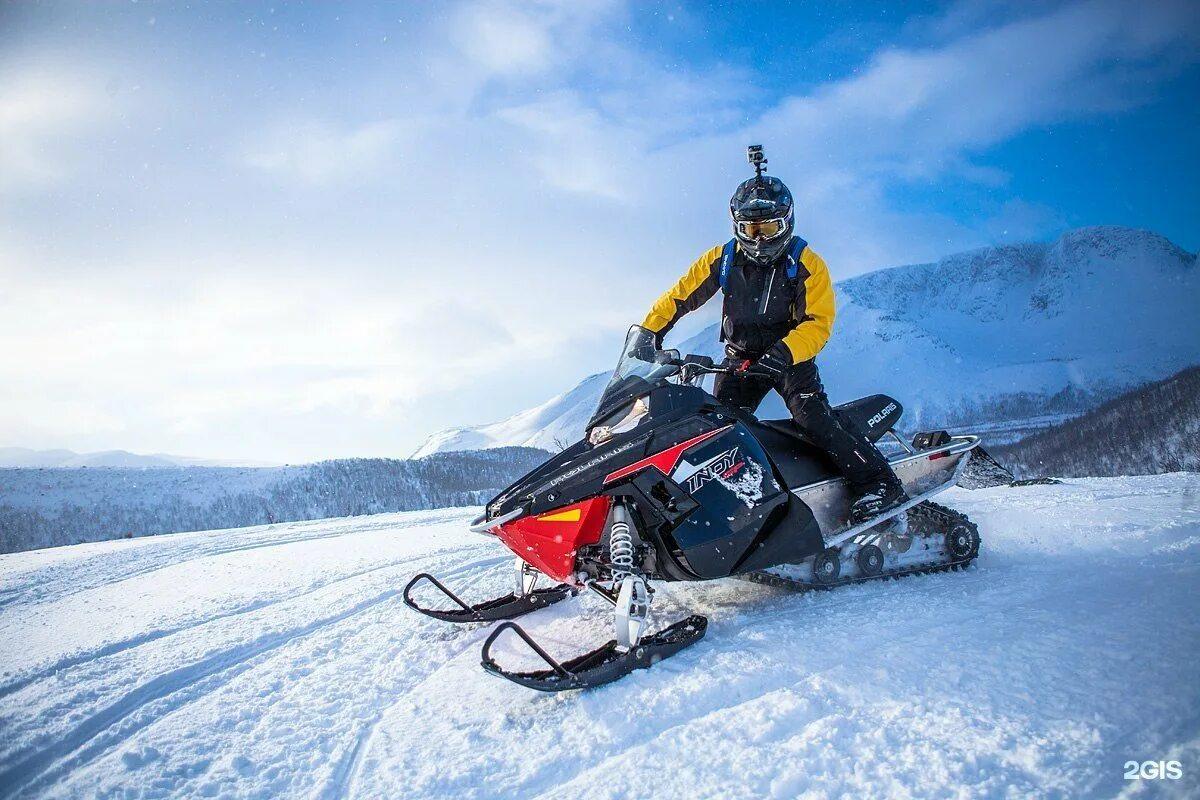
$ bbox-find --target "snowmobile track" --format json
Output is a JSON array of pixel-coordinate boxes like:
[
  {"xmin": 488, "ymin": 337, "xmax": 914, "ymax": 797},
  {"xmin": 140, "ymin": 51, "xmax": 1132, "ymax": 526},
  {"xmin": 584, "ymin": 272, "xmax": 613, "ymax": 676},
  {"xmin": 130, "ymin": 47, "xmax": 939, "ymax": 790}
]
[
  {"xmin": 741, "ymin": 556, "xmax": 971, "ymax": 593},
  {"xmin": 0, "ymin": 557, "xmax": 445, "ymax": 701},
  {"xmin": 318, "ymin": 557, "xmax": 536, "ymax": 800},
  {"xmin": 0, "ymin": 551, "xmax": 509, "ymax": 798},
  {"xmin": 741, "ymin": 501, "xmax": 979, "ymax": 592},
  {"xmin": 0, "ymin": 591, "xmax": 404, "ymax": 797},
  {"xmin": 0, "ymin": 540, "xmax": 500, "ymax": 701},
  {"xmin": 1, "ymin": 511, "xmax": 470, "ymax": 610}
]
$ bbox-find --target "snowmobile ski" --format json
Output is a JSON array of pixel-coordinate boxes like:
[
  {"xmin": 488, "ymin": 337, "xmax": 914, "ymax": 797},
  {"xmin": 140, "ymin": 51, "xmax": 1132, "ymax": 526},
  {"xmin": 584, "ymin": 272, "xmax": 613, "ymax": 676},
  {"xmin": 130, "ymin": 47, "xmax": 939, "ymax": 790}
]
[
  {"xmin": 480, "ymin": 615, "xmax": 708, "ymax": 692},
  {"xmin": 403, "ymin": 572, "xmax": 575, "ymax": 623}
]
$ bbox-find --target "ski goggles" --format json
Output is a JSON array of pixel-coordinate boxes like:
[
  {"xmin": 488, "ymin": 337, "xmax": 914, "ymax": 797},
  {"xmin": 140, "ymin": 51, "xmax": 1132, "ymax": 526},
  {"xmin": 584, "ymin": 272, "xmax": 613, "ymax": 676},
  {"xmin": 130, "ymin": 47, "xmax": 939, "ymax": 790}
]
[{"xmin": 735, "ymin": 217, "xmax": 788, "ymax": 241}]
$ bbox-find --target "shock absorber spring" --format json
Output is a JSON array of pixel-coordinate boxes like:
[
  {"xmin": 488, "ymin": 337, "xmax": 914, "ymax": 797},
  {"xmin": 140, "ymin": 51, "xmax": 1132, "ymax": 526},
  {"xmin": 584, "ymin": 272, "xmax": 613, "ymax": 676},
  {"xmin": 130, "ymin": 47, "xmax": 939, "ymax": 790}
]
[{"xmin": 609, "ymin": 503, "xmax": 635, "ymax": 583}]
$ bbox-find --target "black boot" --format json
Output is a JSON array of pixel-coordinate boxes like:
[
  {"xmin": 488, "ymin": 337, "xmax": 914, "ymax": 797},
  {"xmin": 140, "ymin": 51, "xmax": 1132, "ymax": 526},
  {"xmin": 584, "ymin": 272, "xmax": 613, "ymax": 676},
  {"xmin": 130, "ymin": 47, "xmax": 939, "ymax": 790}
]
[{"xmin": 848, "ymin": 474, "xmax": 908, "ymax": 525}]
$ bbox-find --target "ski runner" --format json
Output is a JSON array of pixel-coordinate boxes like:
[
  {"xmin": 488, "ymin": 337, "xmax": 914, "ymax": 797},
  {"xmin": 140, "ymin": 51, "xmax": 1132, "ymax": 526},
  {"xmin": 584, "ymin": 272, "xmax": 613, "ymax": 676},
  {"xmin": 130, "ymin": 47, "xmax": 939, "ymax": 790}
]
[{"xmin": 640, "ymin": 146, "xmax": 906, "ymax": 524}]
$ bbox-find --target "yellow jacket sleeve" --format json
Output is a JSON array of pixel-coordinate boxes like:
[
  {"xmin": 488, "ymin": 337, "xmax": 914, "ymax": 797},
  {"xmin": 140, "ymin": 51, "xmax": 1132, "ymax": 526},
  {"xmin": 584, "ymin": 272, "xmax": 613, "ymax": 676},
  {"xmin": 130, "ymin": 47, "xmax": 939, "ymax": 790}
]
[
  {"xmin": 780, "ymin": 247, "xmax": 836, "ymax": 363},
  {"xmin": 641, "ymin": 244, "xmax": 723, "ymax": 337}
]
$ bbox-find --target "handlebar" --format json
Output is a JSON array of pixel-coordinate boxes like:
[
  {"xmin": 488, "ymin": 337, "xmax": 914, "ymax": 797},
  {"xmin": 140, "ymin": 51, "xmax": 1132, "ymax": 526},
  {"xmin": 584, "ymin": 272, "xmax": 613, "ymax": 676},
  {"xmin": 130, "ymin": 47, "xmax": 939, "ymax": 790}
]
[
  {"xmin": 675, "ymin": 355, "xmax": 740, "ymax": 386},
  {"xmin": 689, "ymin": 362, "xmax": 737, "ymax": 375}
]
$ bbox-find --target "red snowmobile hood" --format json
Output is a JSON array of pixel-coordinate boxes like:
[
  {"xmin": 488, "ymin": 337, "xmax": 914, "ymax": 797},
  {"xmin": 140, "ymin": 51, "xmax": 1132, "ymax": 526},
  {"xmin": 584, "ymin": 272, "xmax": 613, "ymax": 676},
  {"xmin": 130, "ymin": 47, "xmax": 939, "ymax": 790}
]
[{"xmin": 494, "ymin": 496, "xmax": 612, "ymax": 583}]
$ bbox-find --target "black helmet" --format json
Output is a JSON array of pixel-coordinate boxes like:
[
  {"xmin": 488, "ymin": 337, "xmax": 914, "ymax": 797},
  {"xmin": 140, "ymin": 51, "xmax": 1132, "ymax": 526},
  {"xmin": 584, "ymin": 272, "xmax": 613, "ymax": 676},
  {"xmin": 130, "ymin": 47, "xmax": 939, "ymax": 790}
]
[{"xmin": 730, "ymin": 174, "xmax": 794, "ymax": 265}]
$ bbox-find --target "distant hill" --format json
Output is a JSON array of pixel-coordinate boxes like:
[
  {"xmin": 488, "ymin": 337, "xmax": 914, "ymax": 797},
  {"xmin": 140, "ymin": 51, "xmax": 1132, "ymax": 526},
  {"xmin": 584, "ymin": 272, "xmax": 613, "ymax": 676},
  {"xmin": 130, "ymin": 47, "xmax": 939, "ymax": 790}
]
[
  {"xmin": 0, "ymin": 447, "xmax": 274, "ymax": 469},
  {"xmin": 996, "ymin": 365, "xmax": 1199, "ymax": 478},
  {"xmin": 415, "ymin": 226, "xmax": 1199, "ymax": 455},
  {"xmin": 412, "ymin": 372, "xmax": 611, "ymax": 458},
  {"xmin": 0, "ymin": 447, "xmax": 548, "ymax": 554}
]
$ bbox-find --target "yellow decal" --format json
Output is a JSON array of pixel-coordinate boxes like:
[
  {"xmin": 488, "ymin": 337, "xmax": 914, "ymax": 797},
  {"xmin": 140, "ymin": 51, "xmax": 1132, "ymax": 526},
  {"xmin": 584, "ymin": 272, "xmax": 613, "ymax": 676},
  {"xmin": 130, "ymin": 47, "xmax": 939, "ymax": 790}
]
[{"xmin": 538, "ymin": 508, "xmax": 581, "ymax": 523}]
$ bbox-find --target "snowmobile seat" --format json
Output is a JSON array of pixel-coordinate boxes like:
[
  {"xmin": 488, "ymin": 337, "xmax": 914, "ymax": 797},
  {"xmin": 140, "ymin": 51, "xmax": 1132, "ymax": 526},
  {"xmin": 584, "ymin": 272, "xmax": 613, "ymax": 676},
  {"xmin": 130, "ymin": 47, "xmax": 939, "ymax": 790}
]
[
  {"xmin": 833, "ymin": 394, "xmax": 903, "ymax": 442},
  {"xmin": 758, "ymin": 394, "xmax": 903, "ymax": 445},
  {"xmin": 746, "ymin": 395, "xmax": 905, "ymax": 490},
  {"xmin": 745, "ymin": 420, "xmax": 840, "ymax": 488}
]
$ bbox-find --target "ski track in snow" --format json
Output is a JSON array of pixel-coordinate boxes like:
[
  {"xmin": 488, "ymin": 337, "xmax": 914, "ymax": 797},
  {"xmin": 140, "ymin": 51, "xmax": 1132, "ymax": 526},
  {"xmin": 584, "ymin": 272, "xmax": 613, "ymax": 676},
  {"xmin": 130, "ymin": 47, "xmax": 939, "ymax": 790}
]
[
  {"xmin": 1, "ymin": 476, "xmax": 1198, "ymax": 799},
  {"xmin": 0, "ymin": 509, "xmax": 471, "ymax": 611}
]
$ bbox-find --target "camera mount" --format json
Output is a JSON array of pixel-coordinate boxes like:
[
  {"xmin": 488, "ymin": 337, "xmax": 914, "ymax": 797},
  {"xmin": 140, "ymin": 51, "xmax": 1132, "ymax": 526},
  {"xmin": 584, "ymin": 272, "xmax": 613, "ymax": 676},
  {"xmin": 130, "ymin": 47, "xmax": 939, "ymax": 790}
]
[{"xmin": 747, "ymin": 144, "xmax": 767, "ymax": 181}]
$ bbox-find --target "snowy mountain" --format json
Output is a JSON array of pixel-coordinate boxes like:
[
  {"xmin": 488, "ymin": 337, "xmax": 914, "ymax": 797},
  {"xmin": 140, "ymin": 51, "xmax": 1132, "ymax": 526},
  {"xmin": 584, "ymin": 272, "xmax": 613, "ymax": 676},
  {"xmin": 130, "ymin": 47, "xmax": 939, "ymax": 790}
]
[
  {"xmin": 998, "ymin": 364, "xmax": 1200, "ymax": 478},
  {"xmin": 1, "ymin": 476, "xmax": 1197, "ymax": 797},
  {"xmin": 0, "ymin": 447, "xmax": 273, "ymax": 469},
  {"xmin": 411, "ymin": 373, "xmax": 611, "ymax": 458},
  {"xmin": 415, "ymin": 226, "xmax": 1199, "ymax": 455}
]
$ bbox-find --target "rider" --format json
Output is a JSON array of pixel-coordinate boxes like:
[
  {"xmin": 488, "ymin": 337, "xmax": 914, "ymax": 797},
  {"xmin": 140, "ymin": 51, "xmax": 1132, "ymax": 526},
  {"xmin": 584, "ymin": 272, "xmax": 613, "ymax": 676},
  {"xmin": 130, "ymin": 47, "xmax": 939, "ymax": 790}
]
[{"xmin": 640, "ymin": 148, "xmax": 906, "ymax": 524}]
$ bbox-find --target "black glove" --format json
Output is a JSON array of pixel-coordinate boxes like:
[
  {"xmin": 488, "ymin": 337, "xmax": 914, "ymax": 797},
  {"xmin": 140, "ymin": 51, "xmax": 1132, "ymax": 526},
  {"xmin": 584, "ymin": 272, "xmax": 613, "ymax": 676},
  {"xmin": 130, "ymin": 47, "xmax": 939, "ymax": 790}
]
[{"xmin": 737, "ymin": 342, "xmax": 792, "ymax": 381}]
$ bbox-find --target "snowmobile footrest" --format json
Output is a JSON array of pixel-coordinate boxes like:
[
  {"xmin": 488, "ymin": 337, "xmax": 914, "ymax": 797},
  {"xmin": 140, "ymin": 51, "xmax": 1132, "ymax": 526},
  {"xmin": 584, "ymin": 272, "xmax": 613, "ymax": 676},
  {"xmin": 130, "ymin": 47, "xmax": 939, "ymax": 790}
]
[
  {"xmin": 480, "ymin": 615, "xmax": 708, "ymax": 692},
  {"xmin": 403, "ymin": 573, "xmax": 575, "ymax": 623}
]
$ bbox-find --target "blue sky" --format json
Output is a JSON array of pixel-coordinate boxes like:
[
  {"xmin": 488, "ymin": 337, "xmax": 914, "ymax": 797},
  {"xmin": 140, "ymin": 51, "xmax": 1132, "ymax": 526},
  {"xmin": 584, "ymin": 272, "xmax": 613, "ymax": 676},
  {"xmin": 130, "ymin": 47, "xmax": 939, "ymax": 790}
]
[{"xmin": 1, "ymin": 0, "xmax": 1197, "ymax": 462}]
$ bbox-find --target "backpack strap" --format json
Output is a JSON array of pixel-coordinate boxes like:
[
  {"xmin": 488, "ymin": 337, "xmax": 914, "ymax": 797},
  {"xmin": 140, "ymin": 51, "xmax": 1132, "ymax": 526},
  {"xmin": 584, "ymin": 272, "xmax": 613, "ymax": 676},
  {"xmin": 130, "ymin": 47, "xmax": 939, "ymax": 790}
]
[
  {"xmin": 718, "ymin": 239, "xmax": 737, "ymax": 292},
  {"xmin": 784, "ymin": 236, "xmax": 808, "ymax": 281},
  {"xmin": 720, "ymin": 236, "xmax": 807, "ymax": 290}
]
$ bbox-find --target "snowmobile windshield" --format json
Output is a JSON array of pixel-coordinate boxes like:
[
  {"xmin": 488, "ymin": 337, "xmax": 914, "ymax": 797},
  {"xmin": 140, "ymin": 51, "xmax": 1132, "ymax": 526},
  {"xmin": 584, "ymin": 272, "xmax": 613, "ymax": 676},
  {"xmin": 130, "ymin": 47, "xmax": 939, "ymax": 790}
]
[{"xmin": 588, "ymin": 326, "xmax": 679, "ymax": 431}]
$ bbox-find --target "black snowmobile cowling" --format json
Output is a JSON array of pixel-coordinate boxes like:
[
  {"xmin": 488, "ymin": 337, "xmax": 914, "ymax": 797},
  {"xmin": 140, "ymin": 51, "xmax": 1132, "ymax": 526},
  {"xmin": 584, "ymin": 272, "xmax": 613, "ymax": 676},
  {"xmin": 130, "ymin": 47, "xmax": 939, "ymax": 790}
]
[{"xmin": 406, "ymin": 326, "xmax": 983, "ymax": 692}]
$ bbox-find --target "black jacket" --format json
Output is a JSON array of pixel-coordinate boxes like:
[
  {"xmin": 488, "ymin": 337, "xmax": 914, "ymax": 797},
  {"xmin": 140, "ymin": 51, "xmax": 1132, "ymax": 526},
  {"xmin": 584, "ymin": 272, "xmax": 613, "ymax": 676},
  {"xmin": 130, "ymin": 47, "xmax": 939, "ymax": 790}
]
[{"xmin": 641, "ymin": 237, "xmax": 836, "ymax": 362}]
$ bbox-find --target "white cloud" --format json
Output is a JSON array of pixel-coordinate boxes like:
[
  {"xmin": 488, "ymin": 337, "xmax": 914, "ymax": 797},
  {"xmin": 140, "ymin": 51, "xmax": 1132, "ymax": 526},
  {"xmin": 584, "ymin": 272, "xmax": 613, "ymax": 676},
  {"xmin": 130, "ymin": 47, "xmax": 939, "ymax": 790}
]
[
  {"xmin": 494, "ymin": 95, "xmax": 641, "ymax": 201},
  {"xmin": 450, "ymin": 0, "xmax": 620, "ymax": 77},
  {"xmin": 242, "ymin": 119, "xmax": 410, "ymax": 184},
  {"xmin": 451, "ymin": 2, "xmax": 553, "ymax": 75},
  {"xmin": 759, "ymin": 0, "xmax": 1199, "ymax": 175},
  {"xmin": 0, "ymin": 68, "xmax": 111, "ymax": 190}
]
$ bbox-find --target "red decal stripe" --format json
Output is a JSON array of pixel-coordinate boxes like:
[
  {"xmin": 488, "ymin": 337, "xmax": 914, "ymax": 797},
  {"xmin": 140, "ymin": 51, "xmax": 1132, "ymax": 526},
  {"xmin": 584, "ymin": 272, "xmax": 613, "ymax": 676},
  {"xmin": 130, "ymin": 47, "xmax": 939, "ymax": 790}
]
[{"xmin": 603, "ymin": 425, "xmax": 732, "ymax": 484}]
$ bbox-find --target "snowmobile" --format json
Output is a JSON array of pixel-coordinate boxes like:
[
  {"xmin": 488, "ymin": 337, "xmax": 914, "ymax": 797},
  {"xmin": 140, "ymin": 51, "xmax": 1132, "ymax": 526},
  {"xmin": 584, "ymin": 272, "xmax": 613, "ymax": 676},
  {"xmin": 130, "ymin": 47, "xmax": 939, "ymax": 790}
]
[{"xmin": 404, "ymin": 326, "xmax": 982, "ymax": 692}]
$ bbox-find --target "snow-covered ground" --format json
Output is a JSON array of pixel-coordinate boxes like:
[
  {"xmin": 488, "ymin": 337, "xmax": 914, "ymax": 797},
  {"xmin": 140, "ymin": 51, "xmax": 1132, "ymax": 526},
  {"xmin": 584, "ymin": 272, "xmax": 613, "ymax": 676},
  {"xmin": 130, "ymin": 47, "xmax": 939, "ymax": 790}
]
[{"xmin": 1, "ymin": 475, "xmax": 1198, "ymax": 799}]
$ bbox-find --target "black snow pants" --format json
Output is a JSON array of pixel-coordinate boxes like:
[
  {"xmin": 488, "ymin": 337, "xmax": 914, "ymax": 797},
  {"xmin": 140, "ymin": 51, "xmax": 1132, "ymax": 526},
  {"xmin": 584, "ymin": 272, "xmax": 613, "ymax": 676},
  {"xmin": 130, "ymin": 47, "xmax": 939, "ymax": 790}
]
[{"xmin": 713, "ymin": 358, "xmax": 894, "ymax": 492}]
